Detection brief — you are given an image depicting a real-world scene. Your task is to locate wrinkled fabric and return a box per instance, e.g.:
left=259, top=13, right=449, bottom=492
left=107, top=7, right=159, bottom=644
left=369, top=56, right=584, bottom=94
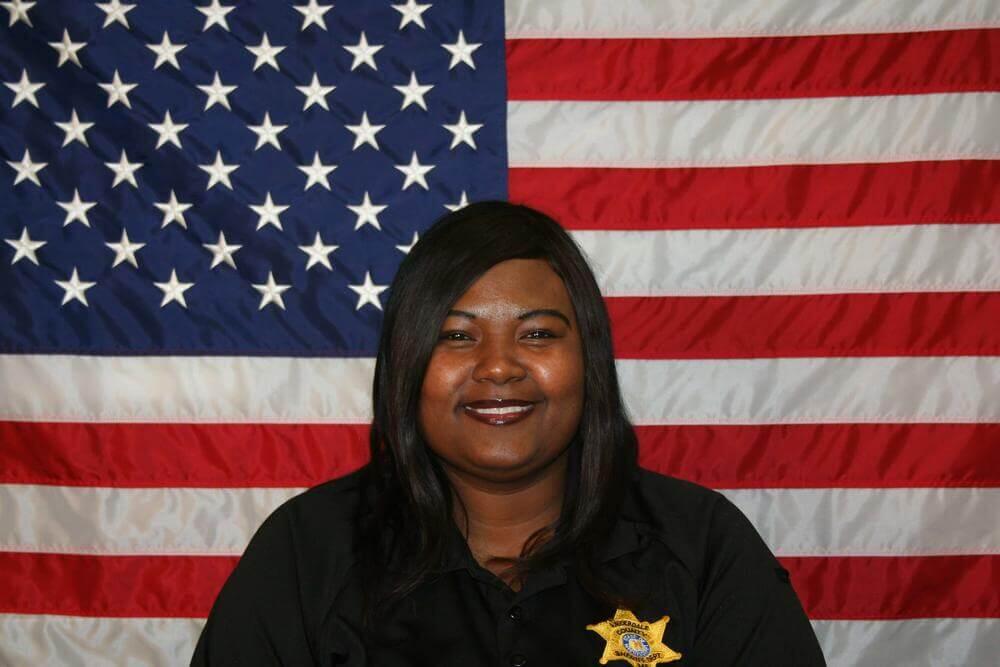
left=505, top=0, right=1000, bottom=38
left=508, top=94, right=1000, bottom=168
left=571, top=224, right=1000, bottom=296
left=2, top=485, right=997, bottom=557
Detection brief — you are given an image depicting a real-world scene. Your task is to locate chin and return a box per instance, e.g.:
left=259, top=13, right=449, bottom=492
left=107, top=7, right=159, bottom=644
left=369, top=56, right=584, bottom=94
left=461, top=444, right=564, bottom=480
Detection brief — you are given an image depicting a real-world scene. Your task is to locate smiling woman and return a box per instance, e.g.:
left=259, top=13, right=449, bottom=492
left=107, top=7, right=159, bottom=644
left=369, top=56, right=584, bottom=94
left=191, top=202, right=826, bottom=666
left=419, top=259, right=587, bottom=574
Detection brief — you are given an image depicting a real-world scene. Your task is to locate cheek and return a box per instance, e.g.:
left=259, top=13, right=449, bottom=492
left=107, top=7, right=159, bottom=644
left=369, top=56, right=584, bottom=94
left=536, top=351, right=585, bottom=406
left=419, top=354, right=465, bottom=414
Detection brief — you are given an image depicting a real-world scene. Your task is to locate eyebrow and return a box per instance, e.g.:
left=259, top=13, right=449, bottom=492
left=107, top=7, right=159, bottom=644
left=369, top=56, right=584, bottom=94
left=447, top=308, right=572, bottom=328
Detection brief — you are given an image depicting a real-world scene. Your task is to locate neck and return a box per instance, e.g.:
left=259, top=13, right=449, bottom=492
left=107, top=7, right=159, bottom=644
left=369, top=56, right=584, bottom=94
left=444, top=450, right=569, bottom=560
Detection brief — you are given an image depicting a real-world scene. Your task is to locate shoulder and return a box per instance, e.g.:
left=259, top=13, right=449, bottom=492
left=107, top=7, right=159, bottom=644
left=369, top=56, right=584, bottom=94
left=626, top=467, right=772, bottom=578
left=193, top=467, right=371, bottom=663
left=280, top=464, right=367, bottom=531
left=246, top=465, right=369, bottom=590
left=628, top=466, right=734, bottom=536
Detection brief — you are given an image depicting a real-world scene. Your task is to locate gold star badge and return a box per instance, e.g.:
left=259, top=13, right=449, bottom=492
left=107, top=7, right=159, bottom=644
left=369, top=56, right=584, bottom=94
left=586, top=608, right=682, bottom=666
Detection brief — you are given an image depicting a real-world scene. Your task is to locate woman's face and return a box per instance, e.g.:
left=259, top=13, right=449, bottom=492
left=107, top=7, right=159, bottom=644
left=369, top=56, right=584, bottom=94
left=419, top=258, right=585, bottom=483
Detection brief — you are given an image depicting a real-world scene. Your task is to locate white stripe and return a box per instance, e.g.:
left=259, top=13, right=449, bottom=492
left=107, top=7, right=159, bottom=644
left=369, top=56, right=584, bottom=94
left=814, top=618, right=1000, bottom=667
left=2, top=485, right=997, bottom=556
left=507, top=94, right=1000, bottom=168
left=2, top=355, right=998, bottom=424
left=0, top=354, right=375, bottom=423
left=0, top=615, right=205, bottom=667
left=0, top=485, right=301, bottom=555
left=617, top=356, right=1000, bottom=424
left=571, top=224, right=1000, bottom=297
left=1, top=616, right=997, bottom=667
left=722, top=487, right=1000, bottom=557
left=505, top=0, right=1000, bottom=38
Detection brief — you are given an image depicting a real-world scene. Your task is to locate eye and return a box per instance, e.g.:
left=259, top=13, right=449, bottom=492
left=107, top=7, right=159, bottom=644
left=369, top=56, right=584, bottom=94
left=524, top=329, right=556, bottom=339
left=438, top=330, right=473, bottom=342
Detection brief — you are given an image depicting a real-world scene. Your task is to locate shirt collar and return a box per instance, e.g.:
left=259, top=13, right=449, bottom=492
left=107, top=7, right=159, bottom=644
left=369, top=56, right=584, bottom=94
left=433, top=467, right=650, bottom=577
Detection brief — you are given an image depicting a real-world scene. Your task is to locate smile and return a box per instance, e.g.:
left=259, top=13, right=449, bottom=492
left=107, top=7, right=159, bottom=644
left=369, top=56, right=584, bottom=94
left=463, top=403, right=535, bottom=426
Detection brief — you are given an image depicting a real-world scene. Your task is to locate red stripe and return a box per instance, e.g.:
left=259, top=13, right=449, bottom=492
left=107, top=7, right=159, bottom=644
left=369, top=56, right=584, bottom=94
left=783, top=555, right=1000, bottom=620
left=3, top=422, right=997, bottom=489
left=509, top=161, right=1000, bottom=231
left=638, top=423, right=1000, bottom=489
left=0, top=552, right=236, bottom=618
left=507, top=29, right=1000, bottom=101
left=608, top=292, right=1000, bottom=360
left=0, top=422, right=369, bottom=488
left=2, top=552, right=995, bottom=619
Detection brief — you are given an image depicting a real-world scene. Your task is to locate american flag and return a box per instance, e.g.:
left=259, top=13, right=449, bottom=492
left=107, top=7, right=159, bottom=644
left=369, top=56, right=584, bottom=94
left=1, top=1, right=998, bottom=664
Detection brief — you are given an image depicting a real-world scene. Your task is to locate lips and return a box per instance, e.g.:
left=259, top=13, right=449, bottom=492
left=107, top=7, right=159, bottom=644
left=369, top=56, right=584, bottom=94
left=462, top=399, right=537, bottom=426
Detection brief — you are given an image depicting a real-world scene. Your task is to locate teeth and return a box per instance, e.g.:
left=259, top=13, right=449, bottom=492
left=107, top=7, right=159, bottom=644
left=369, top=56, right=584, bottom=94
left=466, top=405, right=532, bottom=415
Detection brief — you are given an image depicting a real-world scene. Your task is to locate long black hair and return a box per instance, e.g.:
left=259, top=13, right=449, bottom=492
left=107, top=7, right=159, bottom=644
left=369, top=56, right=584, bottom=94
left=357, top=201, right=639, bottom=627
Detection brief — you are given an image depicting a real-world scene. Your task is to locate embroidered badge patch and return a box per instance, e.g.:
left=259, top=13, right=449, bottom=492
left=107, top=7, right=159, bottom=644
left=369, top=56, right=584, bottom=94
left=586, top=608, right=682, bottom=666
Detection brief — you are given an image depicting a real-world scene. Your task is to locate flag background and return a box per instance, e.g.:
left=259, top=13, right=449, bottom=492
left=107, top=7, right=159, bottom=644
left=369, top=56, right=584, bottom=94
left=1, top=1, right=999, bottom=664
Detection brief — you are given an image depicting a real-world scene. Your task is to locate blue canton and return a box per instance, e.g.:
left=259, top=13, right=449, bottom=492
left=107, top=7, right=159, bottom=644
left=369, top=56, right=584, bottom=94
left=0, top=0, right=507, bottom=355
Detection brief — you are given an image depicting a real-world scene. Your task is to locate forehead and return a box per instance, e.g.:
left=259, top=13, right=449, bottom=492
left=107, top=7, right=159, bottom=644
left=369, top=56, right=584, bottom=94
left=450, top=259, right=573, bottom=319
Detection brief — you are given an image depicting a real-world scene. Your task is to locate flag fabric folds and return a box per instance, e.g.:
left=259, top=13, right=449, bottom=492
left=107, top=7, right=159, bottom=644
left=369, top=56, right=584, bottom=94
left=1, top=1, right=998, bottom=665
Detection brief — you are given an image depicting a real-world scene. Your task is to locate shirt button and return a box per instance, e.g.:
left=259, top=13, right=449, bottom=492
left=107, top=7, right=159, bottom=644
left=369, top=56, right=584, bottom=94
left=508, top=605, right=523, bottom=622
left=509, top=654, right=527, bottom=667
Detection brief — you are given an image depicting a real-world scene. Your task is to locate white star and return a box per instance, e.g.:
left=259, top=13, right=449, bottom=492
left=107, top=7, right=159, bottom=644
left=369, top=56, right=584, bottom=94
left=96, top=0, right=135, bottom=29
left=345, top=112, right=384, bottom=151
left=55, top=109, right=94, bottom=147
left=344, top=32, right=383, bottom=71
left=393, top=71, right=432, bottom=111
left=7, top=148, right=46, bottom=186
left=392, top=0, right=430, bottom=29
left=445, top=190, right=469, bottom=211
left=348, top=271, right=388, bottom=311
left=105, top=228, right=145, bottom=268
left=57, top=188, right=97, bottom=226
left=104, top=149, right=143, bottom=189
left=98, top=69, right=137, bottom=108
left=443, top=111, right=483, bottom=150
left=199, top=151, right=238, bottom=190
left=2, top=0, right=35, bottom=27
left=396, top=230, right=419, bottom=254
left=296, top=73, right=335, bottom=110
left=154, top=269, right=194, bottom=308
left=197, top=72, right=237, bottom=111
left=395, top=151, right=434, bottom=190
left=347, top=191, right=387, bottom=230
left=203, top=230, right=241, bottom=269
left=299, top=231, right=338, bottom=270
left=154, top=189, right=193, bottom=228
left=49, top=29, right=86, bottom=68
left=442, top=30, right=480, bottom=70
left=148, top=110, right=188, bottom=150
left=147, top=32, right=186, bottom=69
left=298, top=151, right=336, bottom=191
left=55, top=268, right=96, bottom=306
left=4, top=69, right=44, bottom=108
left=5, top=227, right=45, bottom=265
left=250, top=192, right=288, bottom=230
left=295, top=0, right=332, bottom=31
left=197, top=0, right=234, bottom=31
left=248, top=112, right=286, bottom=151
left=247, top=32, right=285, bottom=71
left=252, top=271, right=291, bottom=310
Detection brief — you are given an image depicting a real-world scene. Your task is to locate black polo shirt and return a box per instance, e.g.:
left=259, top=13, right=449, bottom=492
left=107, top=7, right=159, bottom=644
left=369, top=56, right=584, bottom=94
left=191, top=465, right=826, bottom=666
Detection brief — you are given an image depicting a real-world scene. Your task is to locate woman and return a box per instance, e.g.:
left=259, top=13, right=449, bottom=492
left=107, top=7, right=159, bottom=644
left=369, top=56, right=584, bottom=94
left=192, top=201, right=825, bottom=666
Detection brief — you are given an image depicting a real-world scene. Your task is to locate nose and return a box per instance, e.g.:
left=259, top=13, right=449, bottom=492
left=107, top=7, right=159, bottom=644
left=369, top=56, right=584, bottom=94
left=471, top=335, right=527, bottom=384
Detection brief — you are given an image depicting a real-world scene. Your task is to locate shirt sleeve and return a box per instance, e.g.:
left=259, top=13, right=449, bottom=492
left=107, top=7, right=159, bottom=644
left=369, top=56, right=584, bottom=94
left=190, top=505, right=317, bottom=666
left=688, top=494, right=827, bottom=666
